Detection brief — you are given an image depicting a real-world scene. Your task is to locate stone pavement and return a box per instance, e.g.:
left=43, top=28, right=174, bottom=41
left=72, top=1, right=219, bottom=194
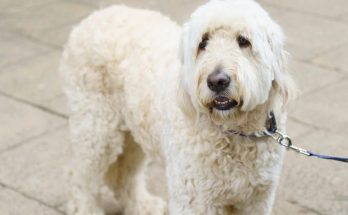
left=0, top=0, right=347, bottom=214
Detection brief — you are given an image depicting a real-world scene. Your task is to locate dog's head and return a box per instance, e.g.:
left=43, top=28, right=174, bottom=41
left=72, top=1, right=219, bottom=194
left=178, top=0, right=296, bottom=125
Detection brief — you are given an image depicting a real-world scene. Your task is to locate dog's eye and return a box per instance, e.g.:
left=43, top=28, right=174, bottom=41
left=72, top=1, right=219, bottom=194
left=237, top=35, right=251, bottom=48
left=198, top=34, right=209, bottom=50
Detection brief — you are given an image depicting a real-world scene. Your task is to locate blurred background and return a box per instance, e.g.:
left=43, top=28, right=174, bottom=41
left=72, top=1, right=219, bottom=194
left=0, top=0, right=347, bottom=214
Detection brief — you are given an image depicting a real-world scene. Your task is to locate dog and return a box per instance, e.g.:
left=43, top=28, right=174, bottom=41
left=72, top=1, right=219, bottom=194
left=60, top=0, right=296, bottom=214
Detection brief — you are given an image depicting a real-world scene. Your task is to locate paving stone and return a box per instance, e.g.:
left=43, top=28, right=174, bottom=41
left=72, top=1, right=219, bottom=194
left=289, top=59, right=346, bottom=95
left=38, top=24, right=75, bottom=48
left=1, top=0, right=348, bottom=214
left=147, top=161, right=167, bottom=200
left=274, top=130, right=348, bottom=215
left=286, top=118, right=315, bottom=139
left=289, top=78, right=348, bottom=134
left=272, top=199, right=323, bottom=215
left=341, top=14, right=348, bottom=22
left=0, top=186, right=62, bottom=215
left=152, top=0, right=207, bottom=23
left=259, top=0, right=348, bottom=18
left=0, top=1, right=94, bottom=39
left=76, top=0, right=206, bottom=23
left=312, top=43, right=348, bottom=74
left=0, top=95, right=67, bottom=152
left=0, top=32, right=52, bottom=68
left=0, top=0, right=56, bottom=15
left=263, top=5, right=348, bottom=60
left=0, top=128, right=70, bottom=207
left=0, top=51, right=67, bottom=115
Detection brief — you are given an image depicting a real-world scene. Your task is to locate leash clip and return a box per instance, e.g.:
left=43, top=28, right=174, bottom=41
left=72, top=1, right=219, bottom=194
left=269, top=130, right=310, bottom=156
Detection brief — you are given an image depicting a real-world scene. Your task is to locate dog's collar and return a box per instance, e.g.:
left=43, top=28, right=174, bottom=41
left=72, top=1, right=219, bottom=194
left=222, top=112, right=348, bottom=163
left=223, top=111, right=277, bottom=138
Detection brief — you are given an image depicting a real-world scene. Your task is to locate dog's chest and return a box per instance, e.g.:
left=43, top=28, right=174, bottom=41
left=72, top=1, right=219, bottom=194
left=192, top=137, right=282, bottom=204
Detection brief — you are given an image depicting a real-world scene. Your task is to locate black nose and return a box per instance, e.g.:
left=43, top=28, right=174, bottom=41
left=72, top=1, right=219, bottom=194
left=207, top=70, right=231, bottom=93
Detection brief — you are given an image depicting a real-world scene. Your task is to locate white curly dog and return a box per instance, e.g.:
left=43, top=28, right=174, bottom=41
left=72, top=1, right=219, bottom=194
left=61, top=0, right=296, bottom=214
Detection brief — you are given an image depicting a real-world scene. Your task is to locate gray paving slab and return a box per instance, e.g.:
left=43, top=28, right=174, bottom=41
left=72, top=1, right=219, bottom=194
left=274, top=131, right=348, bottom=215
left=0, top=0, right=347, bottom=214
left=76, top=0, right=206, bottom=23
left=341, top=13, right=348, bottom=22
left=0, top=0, right=56, bottom=16
left=0, top=31, right=52, bottom=68
left=0, top=128, right=70, bottom=207
left=289, top=78, right=348, bottom=134
left=0, top=95, right=67, bottom=152
left=263, top=4, right=348, bottom=60
left=289, top=59, right=347, bottom=95
left=259, top=0, right=348, bottom=18
left=0, top=185, right=62, bottom=215
left=36, top=24, right=75, bottom=48
left=0, top=51, right=68, bottom=115
left=312, top=43, right=348, bottom=74
left=286, top=118, right=315, bottom=139
left=272, top=199, right=323, bottom=215
left=0, top=0, right=95, bottom=41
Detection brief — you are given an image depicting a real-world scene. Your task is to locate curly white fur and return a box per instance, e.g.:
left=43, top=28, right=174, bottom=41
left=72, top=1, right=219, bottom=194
left=60, top=0, right=297, bottom=214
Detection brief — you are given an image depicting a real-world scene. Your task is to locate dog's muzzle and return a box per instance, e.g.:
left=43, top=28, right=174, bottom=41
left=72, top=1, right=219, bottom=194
left=210, top=96, right=238, bottom=111
left=207, top=69, right=238, bottom=110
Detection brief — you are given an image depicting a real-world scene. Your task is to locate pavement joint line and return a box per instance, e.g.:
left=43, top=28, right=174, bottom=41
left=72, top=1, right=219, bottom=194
left=289, top=114, right=348, bottom=137
left=291, top=128, right=317, bottom=140
left=14, top=29, right=63, bottom=51
left=293, top=56, right=348, bottom=75
left=301, top=76, right=348, bottom=97
left=305, top=40, right=348, bottom=63
left=62, top=0, right=97, bottom=9
left=261, top=1, right=348, bottom=25
left=0, top=124, right=68, bottom=155
left=0, top=91, right=68, bottom=119
left=0, top=181, right=66, bottom=215
left=0, top=0, right=57, bottom=17
left=7, top=8, right=97, bottom=50
left=336, top=11, right=348, bottom=20
left=37, top=0, right=96, bottom=30
left=288, top=199, right=324, bottom=215
left=288, top=116, right=322, bottom=131
left=0, top=48, right=60, bottom=72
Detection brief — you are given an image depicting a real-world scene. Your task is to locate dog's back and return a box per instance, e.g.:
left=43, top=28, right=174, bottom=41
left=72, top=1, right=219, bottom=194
left=60, top=6, right=181, bottom=215
left=60, top=5, right=181, bottom=154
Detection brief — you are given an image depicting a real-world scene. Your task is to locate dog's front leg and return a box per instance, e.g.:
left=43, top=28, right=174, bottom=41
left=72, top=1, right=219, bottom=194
left=166, top=159, right=220, bottom=215
left=236, top=187, right=276, bottom=215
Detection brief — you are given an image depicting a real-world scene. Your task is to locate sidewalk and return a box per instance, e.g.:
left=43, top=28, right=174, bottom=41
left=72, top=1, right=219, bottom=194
left=0, top=0, right=347, bottom=214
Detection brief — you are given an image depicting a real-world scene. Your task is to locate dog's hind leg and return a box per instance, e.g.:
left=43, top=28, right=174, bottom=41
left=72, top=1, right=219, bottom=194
left=65, top=87, right=125, bottom=215
left=104, top=133, right=167, bottom=215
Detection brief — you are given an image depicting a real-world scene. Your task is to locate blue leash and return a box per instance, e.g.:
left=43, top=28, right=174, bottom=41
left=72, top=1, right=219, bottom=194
left=307, top=151, right=348, bottom=162
left=225, top=111, right=348, bottom=163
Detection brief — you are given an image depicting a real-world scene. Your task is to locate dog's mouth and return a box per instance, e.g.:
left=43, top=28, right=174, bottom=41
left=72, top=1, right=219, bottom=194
left=211, top=96, right=238, bottom=111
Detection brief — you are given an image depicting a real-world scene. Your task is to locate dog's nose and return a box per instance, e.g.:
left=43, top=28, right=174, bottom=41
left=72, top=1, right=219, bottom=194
left=207, top=70, right=230, bottom=93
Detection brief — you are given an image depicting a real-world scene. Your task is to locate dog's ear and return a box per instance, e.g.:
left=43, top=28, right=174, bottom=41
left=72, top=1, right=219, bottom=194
left=273, top=49, right=298, bottom=104
left=177, top=80, right=197, bottom=118
left=268, top=27, right=299, bottom=105
left=177, top=23, right=198, bottom=119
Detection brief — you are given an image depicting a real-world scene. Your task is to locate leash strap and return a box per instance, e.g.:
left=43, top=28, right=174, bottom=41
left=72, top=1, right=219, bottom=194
left=307, top=151, right=348, bottom=162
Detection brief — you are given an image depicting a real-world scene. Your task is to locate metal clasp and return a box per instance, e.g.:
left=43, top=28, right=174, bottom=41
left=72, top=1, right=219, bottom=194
left=269, top=130, right=310, bottom=156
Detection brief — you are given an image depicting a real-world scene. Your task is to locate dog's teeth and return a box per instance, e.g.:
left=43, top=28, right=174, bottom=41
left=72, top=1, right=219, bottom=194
left=214, top=100, right=232, bottom=105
